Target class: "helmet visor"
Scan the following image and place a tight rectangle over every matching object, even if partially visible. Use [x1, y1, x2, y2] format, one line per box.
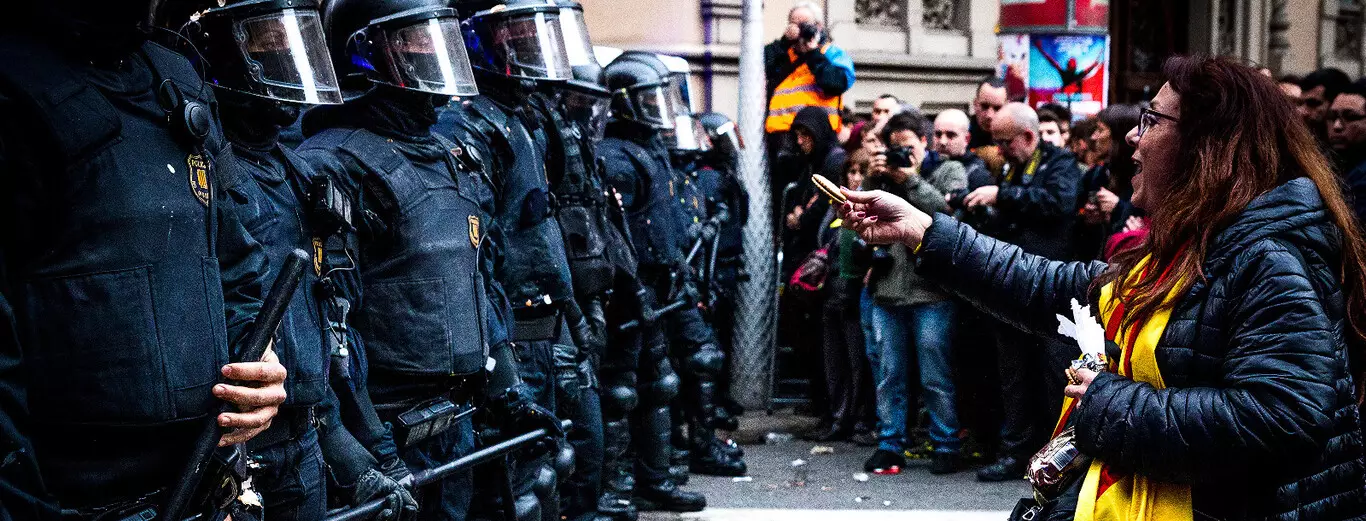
[711, 119, 743, 157]
[230, 9, 342, 104]
[560, 88, 610, 141]
[352, 16, 479, 96]
[665, 79, 691, 119]
[671, 115, 712, 151]
[630, 85, 674, 129]
[469, 10, 572, 80]
[558, 7, 596, 68]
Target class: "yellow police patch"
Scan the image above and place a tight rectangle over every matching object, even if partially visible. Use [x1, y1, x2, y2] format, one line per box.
[186, 153, 211, 206]
[468, 216, 481, 248]
[312, 237, 325, 276]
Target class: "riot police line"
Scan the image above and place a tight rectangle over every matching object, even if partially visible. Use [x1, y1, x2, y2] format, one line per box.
[0, 1, 750, 521]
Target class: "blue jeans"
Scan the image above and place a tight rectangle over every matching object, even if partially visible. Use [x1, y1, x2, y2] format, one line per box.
[864, 296, 960, 454]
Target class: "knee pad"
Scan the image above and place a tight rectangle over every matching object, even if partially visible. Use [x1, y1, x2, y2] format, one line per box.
[515, 493, 541, 521]
[650, 371, 680, 402]
[554, 443, 577, 479]
[604, 384, 638, 415]
[687, 344, 725, 376]
[533, 465, 558, 498]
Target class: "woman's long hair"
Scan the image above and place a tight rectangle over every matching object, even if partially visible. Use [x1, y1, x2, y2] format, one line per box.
[1093, 56, 1366, 370]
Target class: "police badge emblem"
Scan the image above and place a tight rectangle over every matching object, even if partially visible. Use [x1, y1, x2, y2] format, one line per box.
[312, 237, 325, 276]
[186, 153, 211, 206]
[468, 216, 481, 248]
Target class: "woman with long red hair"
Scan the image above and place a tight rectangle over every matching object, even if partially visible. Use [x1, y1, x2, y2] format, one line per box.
[840, 55, 1366, 520]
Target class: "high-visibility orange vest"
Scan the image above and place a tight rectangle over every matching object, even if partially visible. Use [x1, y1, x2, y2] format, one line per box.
[766, 45, 843, 133]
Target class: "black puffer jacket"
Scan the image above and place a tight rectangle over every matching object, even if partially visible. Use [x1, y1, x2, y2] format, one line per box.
[916, 177, 1366, 521]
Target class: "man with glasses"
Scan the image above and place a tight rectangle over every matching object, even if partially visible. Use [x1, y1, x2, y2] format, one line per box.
[958, 102, 1083, 482]
[1327, 82, 1366, 227]
[1298, 68, 1351, 146]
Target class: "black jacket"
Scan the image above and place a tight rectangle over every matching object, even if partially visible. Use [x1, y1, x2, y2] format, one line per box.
[782, 107, 846, 275]
[916, 177, 1366, 520]
[992, 142, 1083, 260]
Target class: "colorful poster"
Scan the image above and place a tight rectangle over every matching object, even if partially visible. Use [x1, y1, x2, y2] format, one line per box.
[997, 35, 1030, 102]
[1027, 34, 1109, 118]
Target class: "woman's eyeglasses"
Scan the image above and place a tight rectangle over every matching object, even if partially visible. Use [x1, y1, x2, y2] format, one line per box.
[1137, 108, 1179, 138]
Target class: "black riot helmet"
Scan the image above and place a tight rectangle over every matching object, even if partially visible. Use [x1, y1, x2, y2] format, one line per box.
[698, 112, 741, 166]
[159, 0, 343, 105]
[603, 51, 679, 130]
[322, 0, 479, 96]
[459, 0, 573, 81]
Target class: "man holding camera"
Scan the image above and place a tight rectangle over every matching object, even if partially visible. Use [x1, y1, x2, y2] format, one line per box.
[764, 1, 855, 222]
[860, 110, 967, 476]
[954, 102, 1083, 482]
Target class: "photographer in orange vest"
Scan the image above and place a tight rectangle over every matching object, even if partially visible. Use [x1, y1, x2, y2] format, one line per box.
[765, 1, 855, 223]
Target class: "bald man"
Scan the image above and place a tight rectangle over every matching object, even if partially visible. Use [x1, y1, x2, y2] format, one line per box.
[961, 102, 1083, 482]
[933, 109, 992, 189]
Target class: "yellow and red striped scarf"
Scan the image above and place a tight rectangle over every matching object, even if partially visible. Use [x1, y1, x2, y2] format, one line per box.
[1053, 257, 1193, 521]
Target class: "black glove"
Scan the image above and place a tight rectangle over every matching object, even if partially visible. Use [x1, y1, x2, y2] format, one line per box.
[491, 385, 565, 458]
[353, 467, 419, 521]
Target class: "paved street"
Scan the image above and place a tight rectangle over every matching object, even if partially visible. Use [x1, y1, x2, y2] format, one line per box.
[641, 412, 1030, 521]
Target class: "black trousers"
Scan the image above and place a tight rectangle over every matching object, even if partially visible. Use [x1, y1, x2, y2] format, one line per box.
[993, 320, 1075, 460]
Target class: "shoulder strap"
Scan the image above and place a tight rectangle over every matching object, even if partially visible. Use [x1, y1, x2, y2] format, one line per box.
[0, 36, 121, 164]
[527, 93, 570, 190]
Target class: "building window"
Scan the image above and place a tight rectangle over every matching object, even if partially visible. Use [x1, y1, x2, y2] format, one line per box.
[1337, 0, 1364, 59]
[855, 0, 907, 28]
[921, 0, 963, 31]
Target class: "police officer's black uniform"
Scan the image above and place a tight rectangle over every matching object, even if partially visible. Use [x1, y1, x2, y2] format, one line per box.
[694, 112, 749, 433]
[0, 0, 269, 515]
[297, 2, 560, 519]
[595, 54, 707, 513]
[154, 1, 422, 517]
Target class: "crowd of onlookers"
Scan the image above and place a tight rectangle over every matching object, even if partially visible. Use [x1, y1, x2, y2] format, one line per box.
[769, 65, 1366, 480]
[761, 0, 1366, 485]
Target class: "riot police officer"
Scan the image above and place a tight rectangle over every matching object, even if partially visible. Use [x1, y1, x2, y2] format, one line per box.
[155, 1, 421, 518]
[437, 2, 587, 516]
[521, 5, 648, 519]
[596, 52, 708, 513]
[0, 0, 288, 517]
[695, 112, 749, 433]
[616, 52, 746, 479]
[297, 1, 561, 519]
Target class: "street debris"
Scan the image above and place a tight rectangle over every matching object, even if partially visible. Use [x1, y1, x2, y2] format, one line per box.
[731, 476, 753, 482]
[789, 458, 809, 486]
[764, 432, 795, 444]
[809, 445, 835, 455]
[852, 472, 870, 482]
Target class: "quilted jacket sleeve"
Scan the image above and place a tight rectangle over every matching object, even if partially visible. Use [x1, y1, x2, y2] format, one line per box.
[915, 213, 1105, 337]
[1073, 240, 1340, 483]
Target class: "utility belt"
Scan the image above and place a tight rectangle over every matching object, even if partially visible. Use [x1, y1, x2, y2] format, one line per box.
[375, 380, 479, 451]
[243, 406, 318, 451]
[512, 306, 561, 343]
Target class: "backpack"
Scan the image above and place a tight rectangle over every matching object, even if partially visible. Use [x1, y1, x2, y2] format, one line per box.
[787, 247, 831, 303]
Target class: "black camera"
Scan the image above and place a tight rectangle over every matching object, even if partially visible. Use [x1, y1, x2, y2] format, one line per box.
[884, 146, 915, 170]
[797, 21, 821, 43]
[310, 176, 353, 238]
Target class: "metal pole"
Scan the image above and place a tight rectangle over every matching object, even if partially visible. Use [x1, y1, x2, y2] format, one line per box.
[731, 0, 775, 412]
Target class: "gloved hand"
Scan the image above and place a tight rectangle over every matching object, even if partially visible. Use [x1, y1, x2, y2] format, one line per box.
[491, 385, 565, 458]
[353, 467, 419, 521]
